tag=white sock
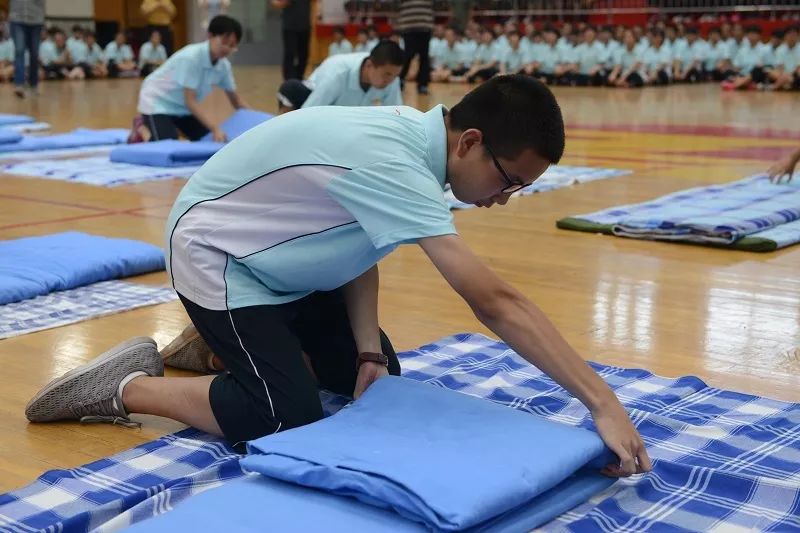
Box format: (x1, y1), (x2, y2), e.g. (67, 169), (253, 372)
(117, 371), (147, 412)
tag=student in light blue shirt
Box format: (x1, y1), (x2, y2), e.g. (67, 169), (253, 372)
(431, 27), (468, 82)
(573, 26), (609, 86)
(135, 15), (246, 142)
(66, 25), (87, 64)
(769, 26), (800, 90)
(39, 28), (73, 80)
(498, 31), (527, 75)
(366, 25), (380, 50)
(556, 22), (573, 54)
(598, 26), (621, 62)
(139, 29), (168, 77)
(353, 28), (370, 53)
(528, 27), (562, 84)
(464, 27), (500, 83)
(724, 26), (769, 89)
(0, 32), (13, 82)
(83, 31), (107, 78)
(556, 32), (579, 85)
(33, 74), (650, 484)
(642, 30), (672, 85)
(104, 31), (136, 77)
(328, 26), (353, 57)
(704, 27), (733, 80)
(607, 28), (645, 87)
(293, 41), (404, 109)
(673, 28), (707, 83)
(428, 24), (446, 61)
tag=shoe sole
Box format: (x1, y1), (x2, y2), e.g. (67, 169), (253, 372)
(25, 337), (158, 420)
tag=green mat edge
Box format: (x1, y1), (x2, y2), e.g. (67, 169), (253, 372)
(555, 217), (778, 253)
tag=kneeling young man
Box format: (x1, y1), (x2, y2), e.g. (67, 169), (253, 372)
(26, 76), (650, 478)
(277, 40), (404, 113)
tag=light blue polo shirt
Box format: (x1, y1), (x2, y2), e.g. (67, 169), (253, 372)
(434, 43), (465, 69)
(457, 39), (477, 62)
(575, 41), (608, 74)
(137, 41), (235, 116)
(775, 42), (800, 72)
(302, 52), (402, 108)
(0, 39), (13, 63)
(757, 42), (775, 66)
(473, 42), (498, 64)
(613, 46), (642, 72)
(104, 41), (134, 63)
(537, 44), (560, 73)
(166, 104), (455, 311)
(38, 40), (60, 65)
(558, 44), (578, 65)
(676, 39), (707, 66)
(733, 42), (764, 74)
(502, 46), (526, 71)
(642, 44), (671, 71)
(429, 37), (444, 59)
(87, 43), (103, 64)
(328, 40), (353, 56)
(67, 37), (88, 63)
(139, 41), (168, 67)
(726, 37), (739, 58)
(705, 41), (730, 70)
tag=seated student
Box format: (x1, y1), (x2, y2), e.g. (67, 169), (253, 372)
(66, 25), (86, 63)
(139, 30), (168, 77)
(39, 28), (74, 80)
(768, 26), (800, 91)
(366, 25), (380, 50)
(353, 28), (370, 53)
(635, 27), (650, 55)
(328, 27), (353, 57)
(457, 29), (478, 62)
(497, 30), (526, 76)
(25, 75), (651, 485)
(0, 29), (13, 83)
(705, 27), (733, 81)
(464, 27), (500, 83)
(520, 22), (536, 56)
(278, 40), (404, 110)
(387, 29), (405, 50)
(556, 22), (573, 54)
(642, 30), (672, 85)
(673, 28), (707, 83)
(555, 31), (579, 85)
(528, 27), (566, 85)
(607, 28), (645, 88)
(84, 32), (107, 78)
(722, 26), (769, 90)
(573, 26), (609, 86)
(105, 31), (137, 78)
(431, 27), (468, 82)
(134, 15), (246, 143)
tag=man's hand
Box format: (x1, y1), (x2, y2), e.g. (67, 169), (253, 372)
(767, 149), (800, 183)
(353, 361), (388, 399)
(211, 127), (227, 143)
(592, 400), (651, 477)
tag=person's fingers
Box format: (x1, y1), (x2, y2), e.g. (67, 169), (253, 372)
(636, 444), (653, 473)
(613, 443), (637, 477)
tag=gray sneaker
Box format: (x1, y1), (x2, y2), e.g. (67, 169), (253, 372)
(25, 337), (163, 427)
(161, 324), (219, 374)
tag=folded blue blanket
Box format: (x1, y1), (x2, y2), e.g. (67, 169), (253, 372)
(0, 128), (128, 153)
(0, 114), (34, 126)
(0, 129), (23, 145)
(0, 232), (166, 305)
(109, 140), (223, 167)
(244, 377), (615, 531)
(201, 109), (274, 142)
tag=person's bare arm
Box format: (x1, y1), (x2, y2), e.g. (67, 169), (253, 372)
(225, 90), (248, 110)
(184, 88), (226, 141)
(341, 265), (387, 398)
(419, 234), (651, 477)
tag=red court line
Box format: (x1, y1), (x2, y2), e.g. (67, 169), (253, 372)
(578, 155), (711, 167)
(568, 123), (800, 140)
(656, 146), (793, 161)
(0, 193), (110, 212)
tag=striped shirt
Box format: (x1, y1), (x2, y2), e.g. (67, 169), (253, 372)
(396, 0), (434, 32)
(8, 0), (45, 25)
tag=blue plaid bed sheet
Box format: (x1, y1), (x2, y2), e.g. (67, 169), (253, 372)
(0, 156), (199, 187)
(444, 166), (631, 209)
(577, 174), (800, 247)
(1, 333), (798, 532)
(0, 281), (178, 340)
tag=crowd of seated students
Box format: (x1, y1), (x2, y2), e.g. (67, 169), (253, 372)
(0, 24), (169, 83)
(326, 19), (800, 91)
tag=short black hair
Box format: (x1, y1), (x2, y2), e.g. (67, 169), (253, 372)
(449, 75), (564, 164)
(508, 30), (520, 38)
(357, 28), (368, 36)
(333, 26), (345, 35)
(208, 15), (243, 41)
(368, 40), (404, 66)
(772, 29), (785, 39)
(686, 27), (698, 35)
(746, 25), (761, 34)
(71, 24), (83, 33)
(709, 26), (721, 35)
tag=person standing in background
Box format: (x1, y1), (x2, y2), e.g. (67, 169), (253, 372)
(198, 0), (230, 31)
(396, 0), (433, 95)
(272, 0), (310, 80)
(141, 0), (176, 55)
(8, 0), (44, 98)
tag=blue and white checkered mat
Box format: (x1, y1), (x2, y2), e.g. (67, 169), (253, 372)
(1, 333), (798, 532)
(0, 281), (178, 339)
(444, 166), (631, 209)
(1, 156), (199, 187)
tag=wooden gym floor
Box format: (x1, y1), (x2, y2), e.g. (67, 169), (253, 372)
(1, 68), (799, 492)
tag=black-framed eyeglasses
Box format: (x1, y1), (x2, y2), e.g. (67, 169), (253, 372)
(485, 144), (526, 194)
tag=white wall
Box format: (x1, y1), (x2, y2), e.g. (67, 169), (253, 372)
(45, 0), (94, 18)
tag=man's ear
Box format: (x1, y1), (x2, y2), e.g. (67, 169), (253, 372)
(455, 128), (484, 158)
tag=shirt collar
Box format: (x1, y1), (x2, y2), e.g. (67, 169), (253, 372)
(421, 104), (448, 189)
